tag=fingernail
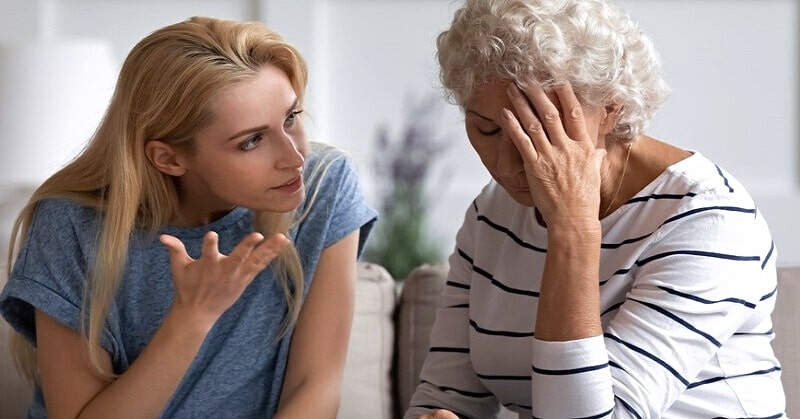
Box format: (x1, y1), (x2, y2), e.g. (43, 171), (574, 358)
(502, 108), (514, 120)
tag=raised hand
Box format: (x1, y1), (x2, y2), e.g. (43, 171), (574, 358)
(160, 231), (290, 325)
(500, 81), (606, 229)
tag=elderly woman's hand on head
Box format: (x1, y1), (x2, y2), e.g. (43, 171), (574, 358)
(500, 81), (607, 229)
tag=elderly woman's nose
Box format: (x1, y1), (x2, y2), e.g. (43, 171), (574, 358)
(495, 136), (524, 176)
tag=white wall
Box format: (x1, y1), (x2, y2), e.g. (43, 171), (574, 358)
(0, 0), (797, 265)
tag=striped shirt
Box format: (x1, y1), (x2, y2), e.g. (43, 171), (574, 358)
(406, 152), (785, 418)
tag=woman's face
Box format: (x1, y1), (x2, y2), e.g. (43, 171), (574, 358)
(176, 64), (308, 221)
(463, 79), (604, 207)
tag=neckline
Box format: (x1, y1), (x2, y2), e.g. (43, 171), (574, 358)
(600, 150), (702, 222)
(159, 206), (251, 239)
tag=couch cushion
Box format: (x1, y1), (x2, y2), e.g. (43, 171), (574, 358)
(338, 262), (396, 419)
(774, 267), (800, 416)
(395, 262), (448, 414)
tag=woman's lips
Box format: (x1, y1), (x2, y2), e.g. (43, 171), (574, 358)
(272, 175), (303, 194)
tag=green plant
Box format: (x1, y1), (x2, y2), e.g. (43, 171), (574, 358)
(364, 95), (452, 281)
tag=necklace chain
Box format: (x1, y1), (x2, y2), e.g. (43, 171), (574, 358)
(602, 143), (632, 219)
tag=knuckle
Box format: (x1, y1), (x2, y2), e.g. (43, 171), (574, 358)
(526, 122), (543, 134)
(543, 110), (560, 123)
(569, 107), (583, 120)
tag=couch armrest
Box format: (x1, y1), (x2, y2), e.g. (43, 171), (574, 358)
(339, 262), (397, 419)
(395, 262), (448, 414)
(774, 266), (800, 417)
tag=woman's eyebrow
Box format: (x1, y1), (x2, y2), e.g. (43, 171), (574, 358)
(466, 109), (494, 122)
(226, 124), (268, 142)
(226, 97), (301, 141)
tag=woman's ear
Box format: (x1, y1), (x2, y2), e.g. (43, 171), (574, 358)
(144, 141), (187, 176)
(600, 104), (623, 135)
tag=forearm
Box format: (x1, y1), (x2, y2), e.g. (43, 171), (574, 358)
(535, 221), (603, 341)
(275, 377), (341, 419)
(76, 308), (213, 419)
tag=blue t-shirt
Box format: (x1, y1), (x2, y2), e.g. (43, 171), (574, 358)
(0, 144), (377, 418)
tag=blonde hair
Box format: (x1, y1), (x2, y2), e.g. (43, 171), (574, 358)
(7, 16), (310, 381)
(436, 0), (670, 141)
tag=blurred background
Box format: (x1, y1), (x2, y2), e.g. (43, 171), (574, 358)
(0, 0), (797, 270)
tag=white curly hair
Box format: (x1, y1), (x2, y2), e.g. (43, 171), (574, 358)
(436, 0), (670, 142)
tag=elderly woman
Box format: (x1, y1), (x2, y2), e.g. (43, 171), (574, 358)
(405, 0), (785, 418)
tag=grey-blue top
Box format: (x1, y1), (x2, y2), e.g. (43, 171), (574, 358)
(0, 145), (377, 418)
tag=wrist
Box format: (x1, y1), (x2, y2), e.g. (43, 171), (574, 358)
(163, 305), (217, 340)
(545, 219), (602, 239)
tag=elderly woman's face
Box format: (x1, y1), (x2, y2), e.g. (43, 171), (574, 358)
(463, 79), (605, 206)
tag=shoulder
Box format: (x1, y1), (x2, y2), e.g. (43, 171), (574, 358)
(632, 152), (775, 262)
(34, 196), (94, 217)
(28, 197), (100, 238)
(295, 142), (377, 253)
(618, 152), (760, 227)
(301, 142), (364, 207)
(304, 142), (353, 180)
(660, 152), (755, 205)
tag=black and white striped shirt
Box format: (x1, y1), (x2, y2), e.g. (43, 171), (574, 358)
(406, 152), (785, 418)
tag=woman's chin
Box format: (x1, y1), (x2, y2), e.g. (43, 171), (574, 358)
(504, 187), (535, 207)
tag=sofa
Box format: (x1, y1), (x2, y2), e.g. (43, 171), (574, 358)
(1, 264), (799, 418)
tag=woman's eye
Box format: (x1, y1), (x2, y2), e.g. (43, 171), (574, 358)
(239, 134), (262, 151)
(477, 127), (501, 136)
(284, 109), (304, 128)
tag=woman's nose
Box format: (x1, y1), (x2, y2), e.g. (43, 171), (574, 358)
(275, 135), (305, 169)
(495, 135), (524, 177)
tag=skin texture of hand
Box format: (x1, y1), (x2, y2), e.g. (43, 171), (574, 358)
(418, 409), (460, 419)
(160, 231), (290, 328)
(500, 81), (605, 229)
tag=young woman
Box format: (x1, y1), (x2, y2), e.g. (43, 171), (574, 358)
(0, 16), (376, 418)
(406, 0), (785, 417)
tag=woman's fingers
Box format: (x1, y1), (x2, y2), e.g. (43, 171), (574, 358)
(244, 234), (290, 275)
(201, 231), (220, 260)
(227, 232), (264, 263)
(553, 83), (591, 142)
(164, 231), (288, 286)
(514, 81), (568, 145)
(501, 108), (540, 162)
(506, 83), (553, 153)
(160, 234), (192, 268)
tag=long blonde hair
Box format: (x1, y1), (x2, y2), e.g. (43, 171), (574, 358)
(7, 16), (309, 381)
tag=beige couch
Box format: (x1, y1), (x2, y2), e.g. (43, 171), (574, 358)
(1, 264), (799, 418)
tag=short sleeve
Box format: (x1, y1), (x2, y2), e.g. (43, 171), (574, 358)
(292, 144), (378, 274)
(0, 199), (121, 363)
